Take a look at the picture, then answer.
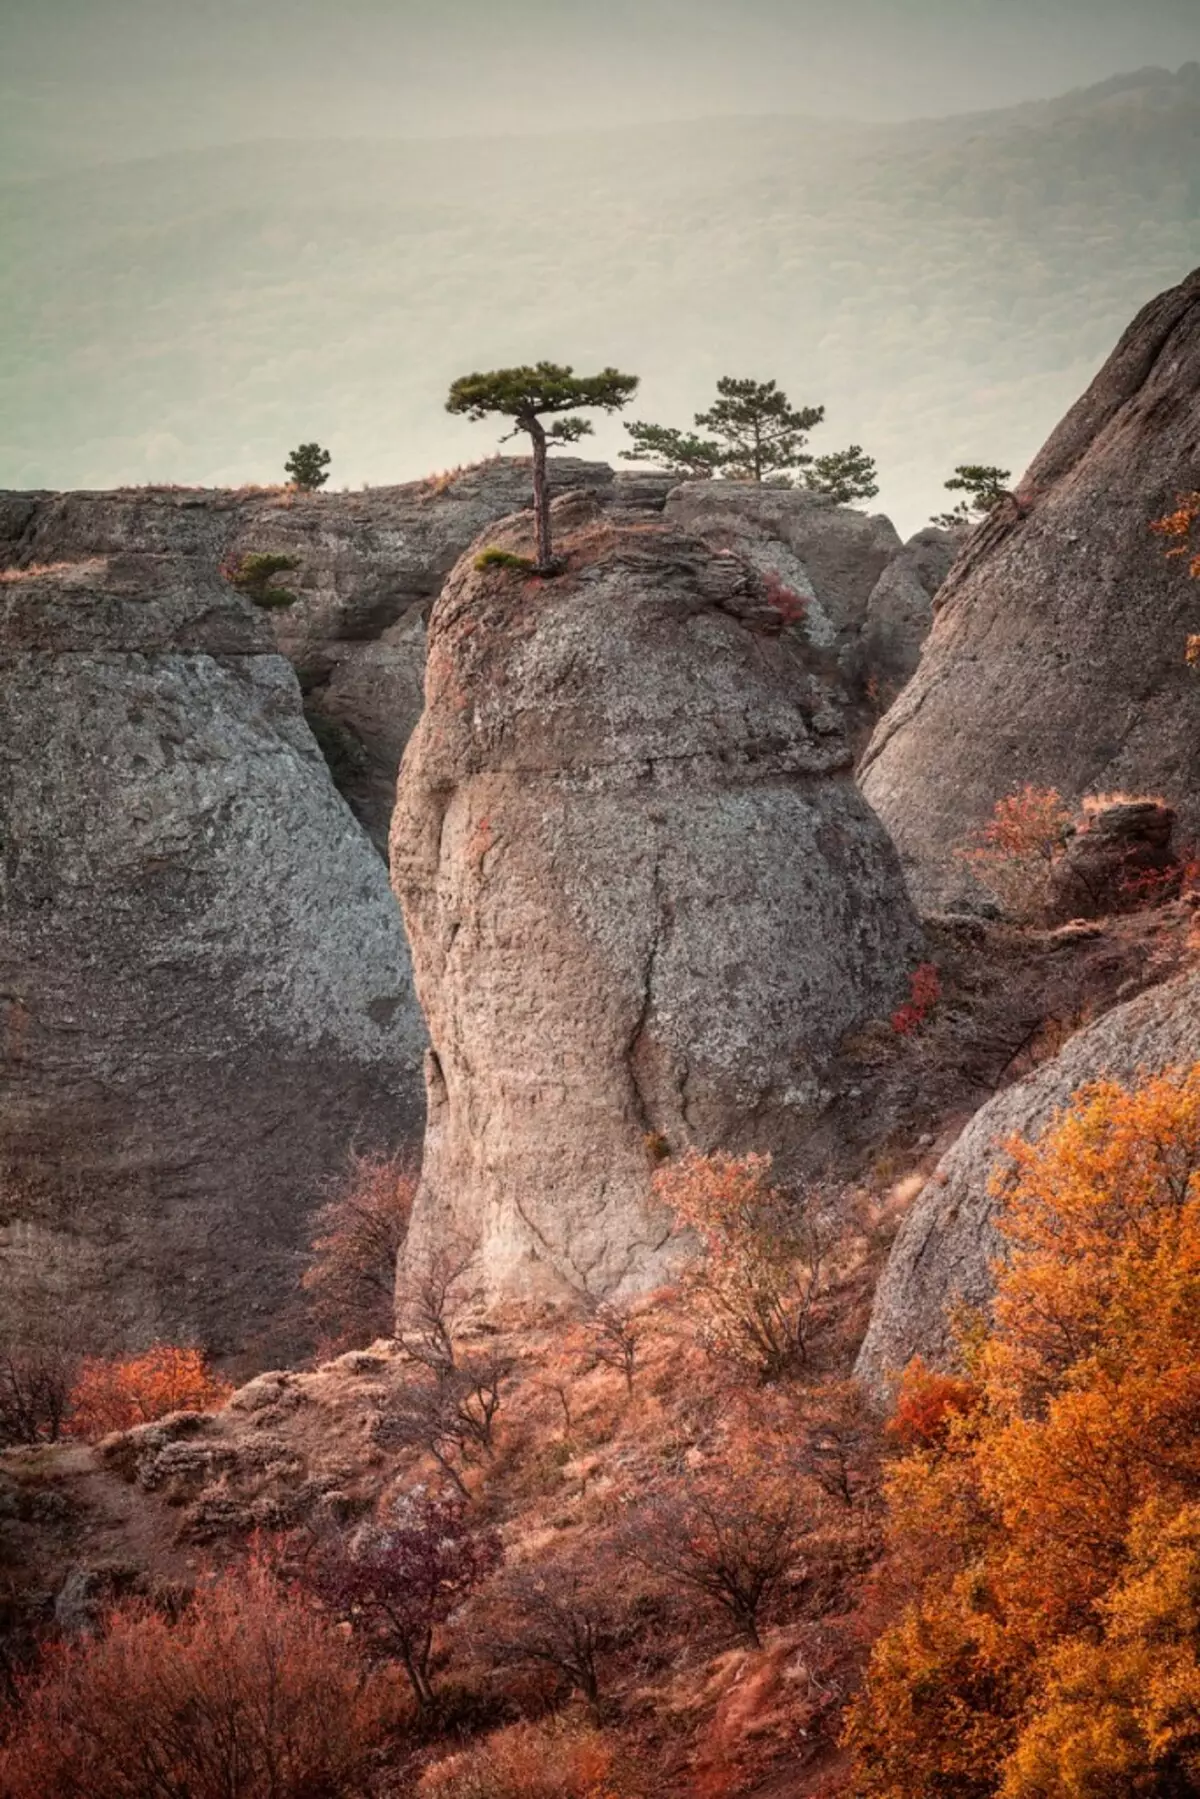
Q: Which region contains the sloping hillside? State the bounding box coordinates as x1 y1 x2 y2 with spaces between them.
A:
1 66 1197 527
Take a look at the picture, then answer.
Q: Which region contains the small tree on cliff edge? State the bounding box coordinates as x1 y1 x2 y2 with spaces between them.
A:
445 362 638 572
933 462 1011 528
284 442 331 490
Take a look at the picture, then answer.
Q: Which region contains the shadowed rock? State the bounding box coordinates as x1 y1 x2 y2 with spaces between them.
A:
0 553 426 1358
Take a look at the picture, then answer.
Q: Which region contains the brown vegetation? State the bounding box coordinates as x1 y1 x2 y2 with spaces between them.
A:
0 1555 402 1798
302 1150 416 1355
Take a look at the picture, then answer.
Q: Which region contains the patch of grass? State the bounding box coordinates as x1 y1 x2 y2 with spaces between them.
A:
474 548 535 574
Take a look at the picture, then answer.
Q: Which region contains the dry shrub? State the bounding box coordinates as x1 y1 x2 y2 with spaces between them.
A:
67 1345 232 1440
957 785 1072 919
652 1150 831 1381
0 1556 402 1798
419 1719 629 1799
302 1150 416 1355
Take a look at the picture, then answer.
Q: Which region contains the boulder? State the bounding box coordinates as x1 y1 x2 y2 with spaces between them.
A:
391 494 922 1308
663 482 903 680
860 266 1200 912
856 964 1200 1397
1051 796 1178 919
1 461 674 855
860 526 962 698
0 553 426 1358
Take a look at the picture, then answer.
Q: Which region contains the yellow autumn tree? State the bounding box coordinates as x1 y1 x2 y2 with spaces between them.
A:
846 1065 1200 1798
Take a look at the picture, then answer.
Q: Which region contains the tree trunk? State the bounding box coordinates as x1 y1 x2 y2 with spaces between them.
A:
528 418 552 571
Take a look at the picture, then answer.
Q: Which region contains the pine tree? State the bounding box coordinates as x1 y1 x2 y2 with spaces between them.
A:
284 442 331 490
933 462 1011 527
446 362 638 571
694 377 825 482
619 421 725 478
804 444 880 505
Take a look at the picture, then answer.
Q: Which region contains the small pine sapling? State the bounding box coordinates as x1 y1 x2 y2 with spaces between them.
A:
284 443 332 490
222 550 302 610
932 463 1012 528
804 444 880 505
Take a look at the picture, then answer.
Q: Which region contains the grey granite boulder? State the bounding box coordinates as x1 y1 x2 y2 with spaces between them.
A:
861 266 1200 912
0 553 426 1358
391 495 922 1308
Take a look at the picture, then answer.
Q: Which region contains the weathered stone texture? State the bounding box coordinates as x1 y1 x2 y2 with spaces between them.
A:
860 526 962 698
0 462 673 854
0 554 426 1357
861 266 1200 912
856 964 1200 1397
391 496 922 1307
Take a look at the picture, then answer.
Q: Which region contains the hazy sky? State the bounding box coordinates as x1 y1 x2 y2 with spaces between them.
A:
4 0 1200 169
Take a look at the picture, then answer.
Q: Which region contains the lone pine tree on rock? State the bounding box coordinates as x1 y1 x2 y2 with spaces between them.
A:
284 442 332 490
446 362 638 572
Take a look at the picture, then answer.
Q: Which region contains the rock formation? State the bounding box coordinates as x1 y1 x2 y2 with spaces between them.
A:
0 552 426 1358
663 481 904 685
1 462 674 855
391 494 923 1308
856 963 1200 1396
860 265 1200 912
860 526 962 698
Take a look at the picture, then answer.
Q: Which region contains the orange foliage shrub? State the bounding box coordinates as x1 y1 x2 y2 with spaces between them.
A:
890 962 942 1037
653 1150 828 1381
420 1719 631 1799
1152 490 1200 581
302 1150 416 1355
67 1344 232 1440
0 1556 402 1798
957 784 1071 919
845 1066 1200 1797
885 1357 978 1452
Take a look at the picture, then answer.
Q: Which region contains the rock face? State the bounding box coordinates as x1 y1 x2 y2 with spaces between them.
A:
664 482 904 685
1 462 673 856
860 266 1200 912
391 495 923 1307
856 964 1200 1396
1051 797 1178 920
0 553 426 1358
860 526 962 699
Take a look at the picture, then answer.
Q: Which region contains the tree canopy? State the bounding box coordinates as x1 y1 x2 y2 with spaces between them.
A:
284 442 331 490
846 1066 1200 1798
804 444 880 505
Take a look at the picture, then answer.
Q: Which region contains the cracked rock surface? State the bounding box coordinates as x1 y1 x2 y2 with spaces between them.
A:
391 496 922 1307
0 554 426 1358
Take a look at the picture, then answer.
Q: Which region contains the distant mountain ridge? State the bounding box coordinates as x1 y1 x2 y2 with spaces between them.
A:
1 64 1197 530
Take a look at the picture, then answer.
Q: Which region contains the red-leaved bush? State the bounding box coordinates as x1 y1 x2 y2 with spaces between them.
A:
66 1344 232 1440
0 1556 402 1798
306 1493 501 1710
891 962 942 1036
886 1356 980 1452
